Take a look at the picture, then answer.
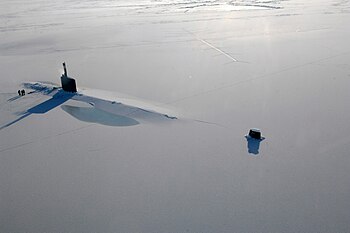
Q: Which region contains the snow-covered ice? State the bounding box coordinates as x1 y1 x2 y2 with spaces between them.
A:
1 1 350 233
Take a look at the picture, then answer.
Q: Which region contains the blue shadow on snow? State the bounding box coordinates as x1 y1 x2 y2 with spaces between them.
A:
245 136 265 155
0 90 74 130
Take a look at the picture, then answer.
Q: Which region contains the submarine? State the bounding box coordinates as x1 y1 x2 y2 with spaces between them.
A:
60 62 77 93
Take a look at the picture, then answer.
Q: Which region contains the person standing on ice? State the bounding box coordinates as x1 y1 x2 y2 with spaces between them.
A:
18 90 21 96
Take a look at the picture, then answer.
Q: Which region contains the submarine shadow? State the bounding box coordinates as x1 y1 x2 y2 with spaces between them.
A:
28 91 74 114
61 105 139 127
0 90 74 130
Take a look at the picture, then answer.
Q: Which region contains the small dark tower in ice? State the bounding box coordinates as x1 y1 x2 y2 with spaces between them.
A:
248 128 262 140
61 62 77 93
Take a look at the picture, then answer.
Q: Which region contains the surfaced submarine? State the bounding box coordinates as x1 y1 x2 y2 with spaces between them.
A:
60 62 77 93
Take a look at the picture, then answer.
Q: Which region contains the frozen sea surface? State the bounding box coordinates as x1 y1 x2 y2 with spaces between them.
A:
1 0 350 233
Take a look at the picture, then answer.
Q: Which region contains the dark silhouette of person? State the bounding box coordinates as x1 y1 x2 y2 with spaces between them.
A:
18 90 21 96
21 89 25 96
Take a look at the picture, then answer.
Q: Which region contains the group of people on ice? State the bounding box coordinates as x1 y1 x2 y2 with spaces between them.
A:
18 89 25 96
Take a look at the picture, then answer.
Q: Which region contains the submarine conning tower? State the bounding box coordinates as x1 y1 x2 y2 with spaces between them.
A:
60 62 77 93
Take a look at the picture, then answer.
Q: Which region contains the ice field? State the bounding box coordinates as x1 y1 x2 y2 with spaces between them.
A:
1 0 350 232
